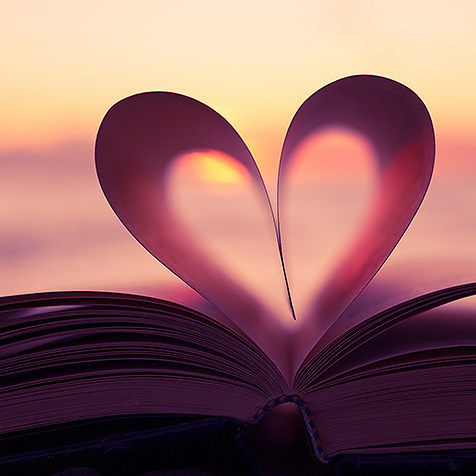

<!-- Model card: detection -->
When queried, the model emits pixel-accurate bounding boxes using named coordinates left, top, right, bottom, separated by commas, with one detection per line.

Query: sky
left=2, top=0, right=476, bottom=322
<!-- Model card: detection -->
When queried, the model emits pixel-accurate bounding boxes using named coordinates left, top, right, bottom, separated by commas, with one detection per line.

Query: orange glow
left=287, top=127, right=377, bottom=181
left=3, top=0, right=476, bottom=303
left=1, top=1, right=476, bottom=159
left=174, top=150, right=250, bottom=194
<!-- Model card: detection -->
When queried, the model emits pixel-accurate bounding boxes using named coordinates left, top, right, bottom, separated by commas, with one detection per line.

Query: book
left=2, top=74, right=476, bottom=472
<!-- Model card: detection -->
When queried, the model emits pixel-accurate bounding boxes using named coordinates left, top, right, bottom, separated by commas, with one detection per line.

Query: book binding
left=249, top=394, right=329, bottom=464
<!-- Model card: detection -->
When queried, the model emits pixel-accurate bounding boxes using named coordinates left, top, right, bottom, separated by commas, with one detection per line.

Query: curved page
left=0, top=292, right=288, bottom=434
left=277, top=75, right=435, bottom=355
left=95, top=93, right=292, bottom=370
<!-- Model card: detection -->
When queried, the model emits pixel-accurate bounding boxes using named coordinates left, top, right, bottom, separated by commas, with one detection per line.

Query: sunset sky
left=2, top=1, right=476, bottom=320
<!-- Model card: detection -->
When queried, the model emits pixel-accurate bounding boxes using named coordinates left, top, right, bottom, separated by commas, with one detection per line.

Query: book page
left=276, top=76, right=435, bottom=362
left=0, top=292, right=288, bottom=434
left=296, top=296, right=476, bottom=458
left=316, top=296, right=476, bottom=384
left=95, top=92, right=294, bottom=374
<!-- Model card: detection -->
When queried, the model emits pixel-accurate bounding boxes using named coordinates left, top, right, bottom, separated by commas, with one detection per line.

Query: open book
left=2, top=75, right=476, bottom=468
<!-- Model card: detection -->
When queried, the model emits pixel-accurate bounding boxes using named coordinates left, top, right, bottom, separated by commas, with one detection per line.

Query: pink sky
left=2, top=1, right=476, bottom=322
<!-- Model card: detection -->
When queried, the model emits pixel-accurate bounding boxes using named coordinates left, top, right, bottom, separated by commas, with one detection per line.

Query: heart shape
left=95, top=75, right=434, bottom=353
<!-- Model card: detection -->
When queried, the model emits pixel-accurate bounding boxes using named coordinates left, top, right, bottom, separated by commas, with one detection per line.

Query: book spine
left=248, top=394, right=329, bottom=464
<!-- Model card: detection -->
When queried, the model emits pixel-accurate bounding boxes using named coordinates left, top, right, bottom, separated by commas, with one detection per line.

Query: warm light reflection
left=279, top=126, right=377, bottom=319
left=175, top=150, right=250, bottom=194
left=287, top=126, right=377, bottom=181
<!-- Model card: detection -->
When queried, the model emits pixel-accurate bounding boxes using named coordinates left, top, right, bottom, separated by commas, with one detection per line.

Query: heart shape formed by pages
left=95, top=75, right=435, bottom=346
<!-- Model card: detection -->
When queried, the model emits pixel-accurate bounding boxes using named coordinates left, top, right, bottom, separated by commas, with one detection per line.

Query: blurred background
left=1, top=0, right=476, bottom=321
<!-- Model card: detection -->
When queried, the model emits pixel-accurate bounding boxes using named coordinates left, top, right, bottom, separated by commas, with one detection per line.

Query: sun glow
left=176, top=150, right=250, bottom=194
